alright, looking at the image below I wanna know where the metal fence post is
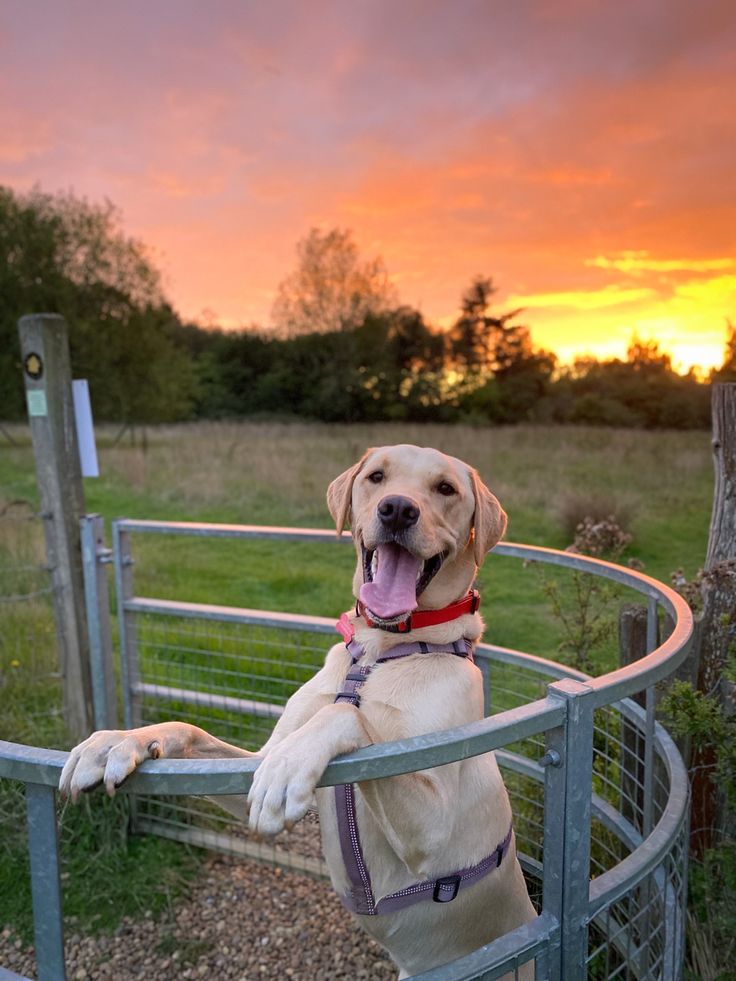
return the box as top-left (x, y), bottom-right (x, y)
top-left (18, 313), bottom-right (94, 742)
top-left (642, 596), bottom-right (658, 838)
top-left (478, 657), bottom-right (491, 716)
top-left (112, 521), bottom-right (140, 730)
top-left (544, 678), bottom-right (595, 981)
top-left (541, 720), bottom-right (565, 981)
top-left (80, 515), bottom-right (117, 731)
top-left (618, 604), bottom-right (648, 829)
top-left (26, 783), bottom-right (66, 981)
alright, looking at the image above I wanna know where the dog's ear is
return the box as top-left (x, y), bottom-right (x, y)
top-left (327, 450), bottom-right (373, 535)
top-left (469, 468), bottom-right (507, 567)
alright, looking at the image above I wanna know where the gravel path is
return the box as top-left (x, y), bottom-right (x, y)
top-left (1, 855), bottom-right (397, 980)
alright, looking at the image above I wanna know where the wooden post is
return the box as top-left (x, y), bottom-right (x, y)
top-left (690, 382), bottom-right (736, 850)
top-left (705, 383), bottom-right (736, 570)
top-left (18, 313), bottom-right (94, 742)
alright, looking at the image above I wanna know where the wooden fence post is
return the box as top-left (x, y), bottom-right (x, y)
top-left (691, 382), bottom-right (736, 849)
top-left (18, 313), bottom-right (94, 742)
top-left (705, 383), bottom-right (736, 571)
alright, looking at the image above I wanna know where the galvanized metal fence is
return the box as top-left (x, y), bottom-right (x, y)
top-left (0, 521), bottom-right (693, 981)
top-left (0, 500), bottom-right (62, 744)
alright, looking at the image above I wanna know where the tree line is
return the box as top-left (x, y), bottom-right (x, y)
top-left (1, 185), bottom-right (732, 429)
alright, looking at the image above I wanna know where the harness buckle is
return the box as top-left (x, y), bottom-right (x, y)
top-left (335, 691), bottom-right (361, 707)
top-left (432, 874), bottom-right (461, 903)
top-left (470, 589), bottom-right (480, 613)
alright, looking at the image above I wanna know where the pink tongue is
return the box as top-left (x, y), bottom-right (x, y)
top-left (359, 543), bottom-right (423, 619)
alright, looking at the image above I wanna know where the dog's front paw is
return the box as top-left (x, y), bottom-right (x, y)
top-left (247, 740), bottom-right (317, 837)
top-left (59, 727), bottom-right (164, 801)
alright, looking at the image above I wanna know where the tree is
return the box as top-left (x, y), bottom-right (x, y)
top-left (447, 276), bottom-right (526, 374)
top-left (712, 320), bottom-right (736, 381)
top-left (626, 335), bottom-right (673, 373)
top-left (0, 185), bottom-right (195, 422)
top-left (271, 227), bottom-right (397, 336)
top-left (447, 276), bottom-right (556, 422)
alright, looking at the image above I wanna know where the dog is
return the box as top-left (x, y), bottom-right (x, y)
top-left (60, 444), bottom-right (537, 979)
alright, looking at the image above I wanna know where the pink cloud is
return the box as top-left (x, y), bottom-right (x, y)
top-left (1, 0), bottom-right (734, 367)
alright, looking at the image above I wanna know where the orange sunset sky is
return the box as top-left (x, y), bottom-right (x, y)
top-left (3, 1), bottom-right (736, 373)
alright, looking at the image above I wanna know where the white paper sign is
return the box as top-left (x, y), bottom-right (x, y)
top-left (72, 379), bottom-right (99, 478)
top-left (26, 389), bottom-right (48, 417)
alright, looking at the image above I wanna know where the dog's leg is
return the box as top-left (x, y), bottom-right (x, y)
top-left (60, 645), bottom-right (349, 805)
top-left (59, 721), bottom-right (256, 801)
top-left (210, 682), bottom-right (340, 821)
top-left (248, 700), bottom-right (458, 864)
top-left (248, 702), bottom-right (367, 835)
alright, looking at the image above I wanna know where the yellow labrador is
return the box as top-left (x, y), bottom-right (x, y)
top-left (60, 445), bottom-right (536, 979)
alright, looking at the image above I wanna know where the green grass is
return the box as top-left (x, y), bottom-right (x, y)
top-left (0, 420), bottom-right (716, 945)
top-left (2, 420), bottom-right (713, 662)
top-left (0, 787), bottom-right (200, 944)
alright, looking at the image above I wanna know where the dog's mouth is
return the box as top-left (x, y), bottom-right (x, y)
top-left (359, 543), bottom-right (445, 619)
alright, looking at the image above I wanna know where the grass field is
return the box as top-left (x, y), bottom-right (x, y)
top-left (0, 419), bottom-right (715, 654)
top-left (0, 420), bottom-right (716, 950)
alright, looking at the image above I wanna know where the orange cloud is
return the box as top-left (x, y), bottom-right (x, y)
top-left (507, 285), bottom-right (657, 311)
top-left (2, 0), bottom-right (735, 374)
top-left (587, 252), bottom-right (736, 275)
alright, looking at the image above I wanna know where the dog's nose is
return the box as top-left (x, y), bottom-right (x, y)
top-left (377, 495), bottom-right (420, 533)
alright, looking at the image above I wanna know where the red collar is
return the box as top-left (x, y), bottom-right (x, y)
top-left (337, 589), bottom-right (480, 638)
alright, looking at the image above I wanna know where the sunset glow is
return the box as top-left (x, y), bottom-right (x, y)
top-left (2, 1), bottom-right (735, 373)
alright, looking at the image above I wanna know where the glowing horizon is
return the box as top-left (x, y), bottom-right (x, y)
top-left (2, 1), bottom-right (735, 376)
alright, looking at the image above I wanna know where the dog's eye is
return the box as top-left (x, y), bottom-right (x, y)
top-left (367, 470), bottom-right (384, 484)
top-left (437, 481), bottom-right (456, 496)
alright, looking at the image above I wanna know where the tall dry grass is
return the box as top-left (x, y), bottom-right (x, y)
top-left (96, 421), bottom-right (710, 509)
top-left (94, 421), bottom-right (713, 572)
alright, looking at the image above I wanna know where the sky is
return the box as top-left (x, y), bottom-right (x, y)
top-left (2, 0), bottom-right (736, 373)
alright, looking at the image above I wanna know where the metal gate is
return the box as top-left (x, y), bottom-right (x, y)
top-left (0, 518), bottom-right (693, 980)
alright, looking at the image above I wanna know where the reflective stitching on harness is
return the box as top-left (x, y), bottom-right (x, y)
top-left (344, 782), bottom-right (374, 914)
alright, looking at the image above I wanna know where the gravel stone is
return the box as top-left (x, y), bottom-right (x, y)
top-left (0, 854), bottom-right (397, 980)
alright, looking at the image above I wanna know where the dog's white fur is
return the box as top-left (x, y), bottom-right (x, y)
top-left (60, 445), bottom-right (536, 979)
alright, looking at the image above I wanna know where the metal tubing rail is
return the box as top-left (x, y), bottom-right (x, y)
top-left (113, 520), bottom-right (695, 711)
top-left (2, 522), bottom-right (695, 980)
top-left (0, 696), bottom-right (564, 794)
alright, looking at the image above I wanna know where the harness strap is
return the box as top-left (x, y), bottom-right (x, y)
top-left (332, 630), bottom-right (511, 916)
top-left (334, 664), bottom-right (372, 706)
top-left (340, 824), bottom-right (514, 916)
top-left (334, 781), bottom-right (376, 914)
top-left (334, 636), bottom-right (473, 708)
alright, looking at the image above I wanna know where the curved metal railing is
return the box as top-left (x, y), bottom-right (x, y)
top-left (0, 530), bottom-right (694, 980)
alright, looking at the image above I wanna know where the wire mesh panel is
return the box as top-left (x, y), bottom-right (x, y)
top-left (587, 815), bottom-right (688, 980)
top-left (107, 521), bottom-right (691, 980)
top-left (479, 645), bottom-right (688, 979)
top-left (0, 500), bottom-right (66, 977)
top-left (129, 612), bottom-right (330, 875)
top-left (0, 501), bottom-right (62, 744)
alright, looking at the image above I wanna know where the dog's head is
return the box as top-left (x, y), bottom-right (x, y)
top-left (327, 444), bottom-right (506, 619)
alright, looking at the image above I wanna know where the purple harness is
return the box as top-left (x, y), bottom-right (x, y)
top-left (333, 631), bottom-right (513, 916)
